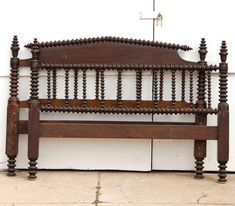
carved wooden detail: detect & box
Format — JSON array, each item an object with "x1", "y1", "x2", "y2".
[
  {"x1": 25, "y1": 36, "x2": 192, "y2": 51},
  {"x1": 218, "y1": 41, "x2": 229, "y2": 182},
  {"x1": 30, "y1": 39, "x2": 40, "y2": 100},
  {"x1": 116, "y1": 69, "x2": 123, "y2": 108},
  {"x1": 6, "y1": 36, "x2": 229, "y2": 182},
  {"x1": 153, "y1": 70, "x2": 158, "y2": 109},
  {"x1": 171, "y1": 70, "x2": 176, "y2": 109},
  {"x1": 219, "y1": 41, "x2": 228, "y2": 103},
  {"x1": 159, "y1": 69, "x2": 164, "y2": 101},
  {"x1": 64, "y1": 67, "x2": 69, "y2": 107},
  {"x1": 194, "y1": 38, "x2": 208, "y2": 179},
  {"x1": 135, "y1": 69, "x2": 142, "y2": 108},
  {"x1": 74, "y1": 69, "x2": 78, "y2": 99},
  {"x1": 100, "y1": 68, "x2": 105, "y2": 108},
  {"x1": 47, "y1": 68, "x2": 52, "y2": 105},
  {"x1": 181, "y1": 70, "x2": 186, "y2": 101},
  {"x1": 10, "y1": 36, "x2": 20, "y2": 99},
  {"x1": 82, "y1": 68, "x2": 87, "y2": 107},
  {"x1": 189, "y1": 70, "x2": 194, "y2": 107},
  {"x1": 52, "y1": 68, "x2": 57, "y2": 99}
]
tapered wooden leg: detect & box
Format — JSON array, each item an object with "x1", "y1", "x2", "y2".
[
  {"x1": 28, "y1": 101, "x2": 40, "y2": 180},
  {"x1": 6, "y1": 99, "x2": 19, "y2": 176},
  {"x1": 194, "y1": 140, "x2": 206, "y2": 179},
  {"x1": 194, "y1": 112, "x2": 207, "y2": 179},
  {"x1": 217, "y1": 103, "x2": 229, "y2": 183}
]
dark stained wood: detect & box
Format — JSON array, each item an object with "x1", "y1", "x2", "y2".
[
  {"x1": 32, "y1": 37, "x2": 196, "y2": 65},
  {"x1": 6, "y1": 36, "x2": 229, "y2": 182},
  {"x1": 20, "y1": 99, "x2": 193, "y2": 109},
  {"x1": 6, "y1": 100, "x2": 19, "y2": 176},
  {"x1": 64, "y1": 67, "x2": 69, "y2": 107},
  {"x1": 100, "y1": 68, "x2": 105, "y2": 108},
  {"x1": 19, "y1": 120, "x2": 198, "y2": 135},
  {"x1": 6, "y1": 36, "x2": 20, "y2": 176},
  {"x1": 135, "y1": 69, "x2": 142, "y2": 108},
  {"x1": 159, "y1": 69, "x2": 164, "y2": 101},
  {"x1": 116, "y1": 69, "x2": 122, "y2": 108},
  {"x1": 194, "y1": 38, "x2": 208, "y2": 179},
  {"x1": 25, "y1": 36, "x2": 193, "y2": 51},
  {"x1": 189, "y1": 70, "x2": 194, "y2": 107},
  {"x1": 47, "y1": 68, "x2": 52, "y2": 105},
  {"x1": 52, "y1": 68, "x2": 57, "y2": 99},
  {"x1": 153, "y1": 70, "x2": 158, "y2": 108},
  {"x1": 181, "y1": 70, "x2": 186, "y2": 101},
  {"x1": 95, "y1": 69, "x2": 99, "y2": 99},
  {"x1": 19, "y1": 120, "x2": 28, "y2": 134},
  {"x1": 218, "y1": 41, "x2": 229, "y2": 183},
  {"x1": 82, "y1": 68, "x2": 87, "y2": 107},
  {"x1": 19, "y1": 59, "x2": 31, "y2": 67},
  {"x1": 38, "y1": 121, "x2": 217, "y2": 140},
  {"x1": 28, "y1": 39, "x2": 40, "y2": 180},
  {"x1": 171, "y1": 70, "x2": 176, "y2": 108},
  {"x1": 74, "y1": 69, "x2": 78, "y2": 99}
]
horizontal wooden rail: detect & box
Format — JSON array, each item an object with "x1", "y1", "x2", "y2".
[
  {"x1": 20, "y1": 99, "x2": 191, "y2": 109},
  {"x1": 19, "y1": 120, "x2": 217, "y2": 140},
  {"x1": 39, "y1": 63, "x2": 219, "y2": 71}
]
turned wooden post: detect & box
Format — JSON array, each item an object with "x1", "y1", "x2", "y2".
[
  {"x1": 6, "y1": 36, "x2": 20, "y2": 176},
  {"x1": 28, "y1": 39, "x2": 40, "y2": 180},
  {"x1": 194, "y1": 38, "x2": 207, "y2": 179},
  {"x1": 217, "y1": 41, "x2": 229, "y2": 183}
]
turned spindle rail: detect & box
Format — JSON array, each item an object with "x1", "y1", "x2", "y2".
[{"x1": 6, "y1": 36, "x2": 229, "y2": 182}]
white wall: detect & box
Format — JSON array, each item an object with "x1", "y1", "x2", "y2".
[{"x1": 0, "y1": 0, "x2": 234, "y2": 171}]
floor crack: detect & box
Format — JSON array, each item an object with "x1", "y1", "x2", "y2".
[
  {"x1": 93, "y1": 172, "x2": 101, "y2": 206},
  {"x1": 197, "y1": 193, "x2": 208, "y2": 203}
]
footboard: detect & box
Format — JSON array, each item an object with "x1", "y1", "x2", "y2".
[{"x1": 6, "y1": 36, "x2": 229, "y2": 182}]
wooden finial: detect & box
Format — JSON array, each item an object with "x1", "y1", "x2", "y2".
[
  {"x1": 31, "y1": 38, "x2": 40, "y2": 60},
  {"x1": 198, "y1": 38, "x2": 207, "y2": 62},
  {"x1": 11, "y1": 35, "x2": 19, "y2": 58},
  {"x1": 219, "y1": 41, "x2": 228, "y2": 104},
  {"x1": 10, "y1": 36, "x2": 20, "y2": 98},
  {"x1": 220, "y1": 41, "x2": 228, "y2": 63},
  {"x1": 30, "y1": 38, "x2": 40, "y2": 100}
]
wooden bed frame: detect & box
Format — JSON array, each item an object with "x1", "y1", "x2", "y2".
[{"x1": 6, "y1": 36, "x2": 229, "y2": 182}]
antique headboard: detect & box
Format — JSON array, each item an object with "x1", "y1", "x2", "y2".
[{"x1": 6, "y1": 36, "x2": 229, "y2": 183}]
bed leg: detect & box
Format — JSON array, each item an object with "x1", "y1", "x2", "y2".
[
  {"x1": 28, "y1": 101, "x2": 40, "y2": 180},
  {"x1": 6, "y1": 36, "x2": 20, "y2": 176},
  {"x1": 6, "y1": 99, "x2": 19, "y2": 176},
  {"x1": 7, "y1": 156, "x2": 17, "y2": 176},
  {"x1": 217, "y1": 103, "x2": 229, "y2": 183},
  {"x1": 194, "y1": 140, "x2": 206, "y2": 179},
  {"x1": 217, "y1": 41, "x2": 229, "y2": 183},
  {"x1": 218, "y1": 161, "x2": 227, "y2": 183}
]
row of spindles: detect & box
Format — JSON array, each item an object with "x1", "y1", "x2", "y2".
[{"x1": 45, "y1": 68, "x2": 213, "y2": 109}]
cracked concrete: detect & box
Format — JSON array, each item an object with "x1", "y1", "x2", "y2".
[
  {"x1": 92, "y1": 172, "x2": 102, "y2": 206},
  {"x1": 196, "y1": 193, "x2": 208, "y2": 204},
  {"x1": 0, "y1": 171, "x2": 234, "y2": 206}
]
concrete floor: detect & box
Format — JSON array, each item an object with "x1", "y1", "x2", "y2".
[{"x1": 0, "y1": 171, "x2": 234, "y2": 206}]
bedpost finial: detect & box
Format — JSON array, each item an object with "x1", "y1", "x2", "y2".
[
  {"x1": 33, "y1": 38, "x2": 38, "y2": 44},
  {"x1": 32, "y1": 38, "x2": 39, "y2": 48},
  {"x1": 11, "y1": 35, "x2": 19, "y2": 57},
  {"x1": 31, "y1": 38, "x2": 40, "y2": 60},
  {"x1": 198, "y1": 38, "x2": 207, "y2": 62},
  {"x1": 220, "y1": 41, "x2": 228, "y2": 63}
]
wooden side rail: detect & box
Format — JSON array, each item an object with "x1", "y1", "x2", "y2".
[
  {"x1": 18, "y1": 120, "x2": 217, "y2": 140},
  {"x1": 5, "y1": 36, "x2": 229, "y2": 183}
]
